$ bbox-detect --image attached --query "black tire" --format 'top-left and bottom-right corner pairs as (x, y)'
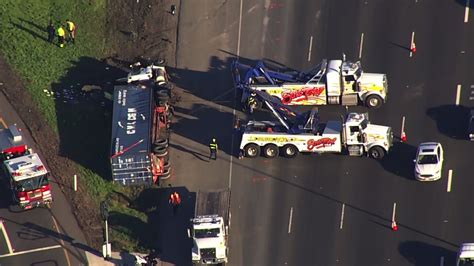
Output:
(263, 144), (279, 158)
(244, 144), (260, 158)
(368, 146), (385, 160)
(160, 168), (171, 180)
(156, 89), (169, 101)
(153, 146), (168, 157)
(164, 160), (171, 170)
(281, 144), (299, 158)
(154, 138), (169, 148)
(365, 94), (383, 109)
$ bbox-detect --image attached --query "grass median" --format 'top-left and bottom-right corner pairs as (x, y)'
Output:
(0, 0), (151, 252)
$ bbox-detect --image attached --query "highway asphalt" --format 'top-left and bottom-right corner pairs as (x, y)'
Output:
(173, 0), (474, 266)
(0, 91), (91, 265)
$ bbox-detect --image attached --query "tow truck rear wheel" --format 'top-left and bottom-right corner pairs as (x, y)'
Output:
(282, 144), (299, 158)
(365, 95), (383, 109)
(244, 144), (260, 158)
(368, 146), (385, 160)
(263, 144), (279, 158)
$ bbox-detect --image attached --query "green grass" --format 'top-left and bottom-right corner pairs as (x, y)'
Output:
(0, 0), (150, 252)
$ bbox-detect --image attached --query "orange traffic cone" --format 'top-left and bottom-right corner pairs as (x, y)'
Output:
(401, 131), (407, 143)
(411, 42), (417, 53)
(391, 220), (398, 231)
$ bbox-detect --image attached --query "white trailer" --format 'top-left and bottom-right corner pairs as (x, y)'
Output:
(189, 189), (230, 265)
(239, 91), (393, 160)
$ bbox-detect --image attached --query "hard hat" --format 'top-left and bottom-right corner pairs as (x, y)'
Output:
(212, 138), (216, 142)
(251, 92), (256, 96)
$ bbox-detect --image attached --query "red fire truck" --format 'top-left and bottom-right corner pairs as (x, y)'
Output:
(0, 125), (52, 209)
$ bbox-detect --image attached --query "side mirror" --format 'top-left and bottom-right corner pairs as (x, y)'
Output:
(187, 229), (191, 238)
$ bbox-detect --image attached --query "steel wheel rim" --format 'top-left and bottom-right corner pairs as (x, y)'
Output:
(369, 97), (379, 107)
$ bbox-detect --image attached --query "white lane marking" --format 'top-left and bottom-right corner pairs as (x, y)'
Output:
(288, 207), (293, 234)
(0, 220), (13, 254)
(0, 245), (62, 258)
(447, 170), (453, 192)
(307, 36), (313, 62)
(358, 33), (365, 59)
(392, 202), (397, 222)
(440, 256), (445, 266)
(456, 85), (461, 105)
(339, 203), (345, 229)
(465, 0), (470, 23)
(51, 216), (72, 266)
(409, 31), (415, 58)
(237, 0), (243, 56)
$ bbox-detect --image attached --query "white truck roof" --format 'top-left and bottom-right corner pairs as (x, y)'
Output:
(3, 153), (48, 181)
(459, 243), (474, 258)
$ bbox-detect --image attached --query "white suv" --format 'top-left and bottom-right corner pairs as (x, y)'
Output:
(414, 142), (444, 181)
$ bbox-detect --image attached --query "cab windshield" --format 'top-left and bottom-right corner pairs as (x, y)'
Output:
(194, 228), (220, 238)
(417, 154), (438, 164)
(16, 174), (49, 192)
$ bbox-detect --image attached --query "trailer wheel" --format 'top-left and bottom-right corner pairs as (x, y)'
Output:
(244, 144), (260, 158)
(164, 160), (171, 170)
(154, 138), (169, 148)
(282, 144), (299, 158)
(160, 168), (171, 180)
(365, 95), (383, 109)
(263, 144), (279, 158)
(368, 146), (385, 160)
(153, 146), (168, 157)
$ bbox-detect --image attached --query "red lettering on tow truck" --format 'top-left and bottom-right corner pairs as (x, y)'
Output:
(307, 138), (337, 150)
(281, 86), (325, 104)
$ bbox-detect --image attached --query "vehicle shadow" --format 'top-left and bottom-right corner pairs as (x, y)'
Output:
(427, 105), (469, 140)
(399, 240), (457, 266)
(379, 142), (418, 180)
(128, 186), (194, 266)
(51, 56), (126, 180)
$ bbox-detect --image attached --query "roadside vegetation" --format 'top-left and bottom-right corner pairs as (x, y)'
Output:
(0, 0), (151, 252)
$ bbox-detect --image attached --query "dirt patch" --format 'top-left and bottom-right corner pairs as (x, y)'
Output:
(0, 0), (178, 250)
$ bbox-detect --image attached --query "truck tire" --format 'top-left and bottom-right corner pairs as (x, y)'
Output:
(244, 144), (260, 158)
(160, 168), (171, 180)
(263, 144), (279, 158)
(368, 146), (385, 160)
(154, 138), (169, 148)
(156, 89), (169, 99)
(328, 96), (340, 105)
(281, 144), (299, 158)
(153, 146), (168, 157)
(365, 94), (383, 109)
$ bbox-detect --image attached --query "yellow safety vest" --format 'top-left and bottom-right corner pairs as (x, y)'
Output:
(210, 142), (218, 150)
(66, 21), (75, 32)
(57, 27), (65, 37)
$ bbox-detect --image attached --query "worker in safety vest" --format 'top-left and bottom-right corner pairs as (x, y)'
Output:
(57, 25), (66, 48)
(247, 92), (257, 114)
(65, 19), (76, 43)
(209, 138), (218, 160)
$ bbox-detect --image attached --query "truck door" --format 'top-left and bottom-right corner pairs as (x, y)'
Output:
(343, 75), (356, 94)
(346, 125), (362, 145)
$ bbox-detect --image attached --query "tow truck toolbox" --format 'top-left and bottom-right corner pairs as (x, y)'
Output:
(110, 85), (153, 185)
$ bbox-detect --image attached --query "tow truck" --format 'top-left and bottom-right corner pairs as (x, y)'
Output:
(188, 189), (230, 265)
(239, 91), (393, 159)
(110, 62), (173, 185)
(0, 125), (52, 209)
(232, 55), (388, 110)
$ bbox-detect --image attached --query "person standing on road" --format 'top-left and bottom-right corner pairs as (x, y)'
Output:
(169, 191), (181, 215)
(209, 138), (218, 160)
(47, 20), (55, 44)
(170, 5), (176, 15)
(57, 25), (66, 48)
(65, 19), (76, 44)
